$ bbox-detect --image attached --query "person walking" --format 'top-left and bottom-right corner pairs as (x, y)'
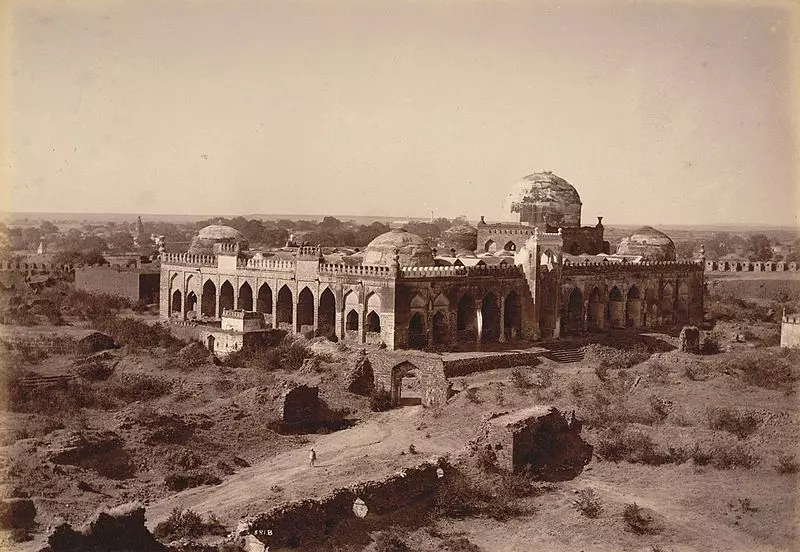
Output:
(309, 448), (317, 468)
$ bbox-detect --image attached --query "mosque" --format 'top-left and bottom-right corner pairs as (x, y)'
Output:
(160, 172), (705, 351)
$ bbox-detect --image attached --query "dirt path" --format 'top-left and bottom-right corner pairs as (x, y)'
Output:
(145, 404), (464, 529)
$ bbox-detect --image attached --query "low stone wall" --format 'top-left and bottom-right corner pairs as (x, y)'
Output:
(781, 316), (800, 349)
(443, 351), (541, 377)
(247, 459), (446, 549)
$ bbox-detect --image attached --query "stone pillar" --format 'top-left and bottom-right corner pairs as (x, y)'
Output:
(214, 279), (221, 319)
(312, 283), (319, 333)
(272, 280), (279, 329)
(475, 299), (483, 345)
(291, 283), (298, 334)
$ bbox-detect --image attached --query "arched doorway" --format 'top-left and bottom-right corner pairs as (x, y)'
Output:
(346, 309), (359, 331)
(565, 287), (583, 334)
(456, 294), (476, 342)
(677, 283), (689, 323)
(408, 312), (427, 349)
(186, 291), (197, 316)
(257, 283), (273, 325)
(219, 281), (234, 316)
(480, 293), (500, 342)
(390, 361), (421, 406)
(504, 291), (521, 340)
(276, 285), (293, 329)
(317, 288), (336, 336)
(661, 283), (674, 325)
(171, 289), (182, 315)
(587, 287), (603, 331)
(607, 286), (625, 329)
(206, 335), (215, 353)
(297, 287), (314, 333)
(201, 280), (216, 317)
(485, 240), (497, 253)
(238, 282), (253, 311)
(504, 241), (516, 252)
(432, 311), (448, 344)
(626, 285), (642, 328)
(366, 311), (381, 333)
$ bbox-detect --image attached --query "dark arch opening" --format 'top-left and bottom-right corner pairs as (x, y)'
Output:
(219, 281), (234, 316)
(480, 293), (500, 342)
(276, 285), (293, 329)
(504, 241), (516, 252)
(346, 309), (359, 331)
(607, 286), (624, 329)
(238, 282), (253, 311)
(318, 288), (336, 336)
(186, 291), (197, 315)
(257, 283), (273, 314)
(201, 280), (216, 317)
(408, 312), (427, 349)
(626, 285), (642, 328)
(504, 291), (521, 340)
(366, 311), (381, 333)
(171, 289), (182, 315)
(565, 287), (583, 335)
(297, 287), (314, 332)
(587, 287), (603, 331)
(456, 293), (476, 343)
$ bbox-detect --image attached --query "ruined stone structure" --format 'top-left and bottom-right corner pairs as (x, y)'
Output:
(75, 266), (160, 303)
(160, 171), (704, 351)
(781, 313), (800, 349)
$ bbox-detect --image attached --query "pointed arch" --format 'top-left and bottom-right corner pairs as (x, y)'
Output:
(504, 290), (521, 340)
(485, 239), (497, 253)
(219, 280), (234, 316)
(317, 287), (336, 335)
(433, 293), (449, 308)
(504, 241), (517, 252)
(346, 309), (359, 331)
(410, 293), (427, 310)
(366, 292), (381, 311)
(607, 285), (625, 328)
(201, 279), (216, 317)
(565, 287), (583, 335)
(408, 312), (427, 349)
(480, 292), (500, 342)
(456, 293), (476, 342)
(677, 282), (689, 323)
(186, 291), (197, 316)
(276, 285), (293, 328)
(297, 287), (314, 332)
(626, 284), (642, 328)
(432, 310), (448, 344)
(366, 310), (381, 333)
(257, 283), (273, 314)
(171, 289), (182, 315)
(238, 281), (253, 311)
(587, 286), (603, 331)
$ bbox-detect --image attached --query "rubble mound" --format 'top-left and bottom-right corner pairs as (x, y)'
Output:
(47, 430), (134, 479)
(345, 349), (375, 396)
(74, 332), (117, 356)
(176, 342), (210, 366)
(46, 503), (164, 552)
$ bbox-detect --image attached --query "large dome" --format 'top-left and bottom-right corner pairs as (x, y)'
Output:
(616, 226), (676, 261)
(502, 171), (582, 227)
(188, 224), (248, 255)
(362, 228), (435, 267)
(437, 224), (478, 255)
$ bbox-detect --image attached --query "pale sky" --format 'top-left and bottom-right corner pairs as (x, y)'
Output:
(3, 0), (799, 226)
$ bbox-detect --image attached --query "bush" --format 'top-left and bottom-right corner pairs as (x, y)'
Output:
(76, 361), (115, 381)
(648, 396), (672, 422)
(690, 443), (712, 466)
(369, 385), (392, 412)
(774, 454), (799, 474)
(94, 316), (183, 351)
(110, 373), (172, 402)
(510, 369), (532, 389)
(164, 471), (222, 492)
(439, 537), (483, 552)
(736, 351), (797, 392)
(154, 508), (204, 540)
(572, 488), (603, 518)
(569, 380), (585, 399)
(706, 407), (760, 439)
(465, 387), (481, 404)
(374, 529), (410, 552)
(710, 444), (759, 470)
(596, 430), (669, 465)
(623, 503), (657, 534)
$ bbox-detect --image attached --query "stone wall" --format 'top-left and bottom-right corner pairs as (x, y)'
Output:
(442, 351), (541, 377)
(367, 350), (449, 407)
(246, 459), (445, 549)
(705, 260), (799, 272)
(76, 267), (160, 303)
(781, 315), (800, 349)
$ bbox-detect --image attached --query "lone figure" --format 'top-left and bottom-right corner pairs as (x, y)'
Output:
(309, 448), (317, 468)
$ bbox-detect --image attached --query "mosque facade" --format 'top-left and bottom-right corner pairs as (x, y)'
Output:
(160, 172), (704, 350)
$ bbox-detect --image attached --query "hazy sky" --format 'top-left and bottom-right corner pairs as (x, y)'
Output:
(4, 0), (799, 226)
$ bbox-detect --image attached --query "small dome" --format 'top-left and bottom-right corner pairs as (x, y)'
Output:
(188, 224), (248, 255)
(503, 171), (582, 227)
(362, 228), (435, 267)
(437, 224), (478, 254)
(616, 226), (676, 261)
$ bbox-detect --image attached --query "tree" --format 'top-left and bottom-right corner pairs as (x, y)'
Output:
(748, 234), (773, 262)
(108, 231), (135, 252)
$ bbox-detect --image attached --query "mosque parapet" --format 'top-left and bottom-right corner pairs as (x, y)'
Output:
(318, 263), (392, 277)
(399, 265), (524, 279)
(162, 253), (217, 266)
(562, 259), (703, 274)
(238, 258), (295, 271)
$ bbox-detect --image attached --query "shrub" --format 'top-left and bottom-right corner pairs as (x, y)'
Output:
(569, 380), (585, 399)
(510, 369), (532, 389)
(494, 387), (505, 406)
(774, 454), (799, 474)
(374, 529), (410, 552)
(572, 488), (603, 518)
(164, 471), (222, 492)
(110, 373), (172, 402)
(690, 443), (712, 466)
(94, 316), (182, 351)
(76, 361), (115, 382)
(647, 361), (670, 384)
(369, 385), (392, 412)
(648, 396), (672, 422)
(700, 335), (722, 355)
(623, 503), (657, 534)
(499, 468), (538, 498)
(594, 364), (609, 382)
(596, 430), (669, 465)
(439, 536), (483, 552)
(706, 407), (760, 439)
(710, 444), (759, 470)
(153, 508), (205, 541)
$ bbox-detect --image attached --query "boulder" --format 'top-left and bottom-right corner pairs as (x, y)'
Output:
(0, 498), (36, 529)
(74, 331), (117, 355)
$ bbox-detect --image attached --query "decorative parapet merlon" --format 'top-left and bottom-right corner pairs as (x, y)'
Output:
(465, 265), (525, 278)
(237, 258), (295, 271)
(562, 259), (704, 274)
(319, 263), (392, 277)
(399, 265), (524, 279)
(704, 260), (798, 272)
(783, 315), (800, 324)
(161, 253), (217, 266)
